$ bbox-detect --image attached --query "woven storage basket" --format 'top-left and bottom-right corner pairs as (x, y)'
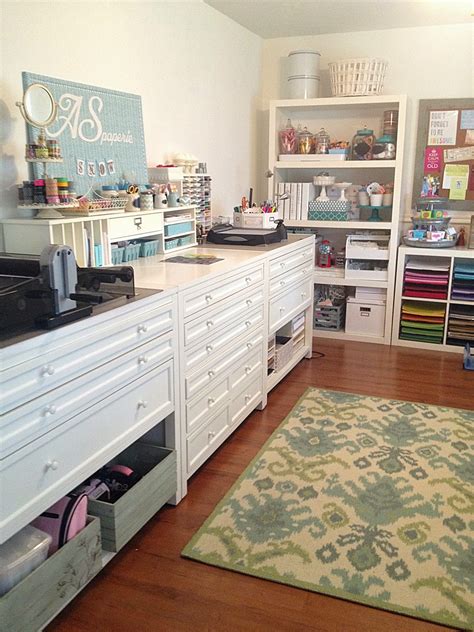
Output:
(329, 58), (387, 96)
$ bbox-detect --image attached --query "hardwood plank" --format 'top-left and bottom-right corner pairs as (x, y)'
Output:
(47, 341), (472, 632)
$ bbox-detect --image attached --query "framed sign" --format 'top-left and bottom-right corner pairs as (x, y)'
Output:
(412, 98), (474, 211)
(22, 72), (148, 195)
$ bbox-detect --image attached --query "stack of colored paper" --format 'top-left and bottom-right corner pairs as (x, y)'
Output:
(400, 301), (446, 344)
(451, 262), (474, 302)
(447, 306), (474, 345)
(403, 259), (450, 300)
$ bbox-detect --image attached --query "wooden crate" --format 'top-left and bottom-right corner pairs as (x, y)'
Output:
(88, 443), (177, 552)
(0, 517), (101, 632)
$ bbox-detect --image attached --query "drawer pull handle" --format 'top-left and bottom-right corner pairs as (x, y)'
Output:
(246, 299), (253, 306)
(206, 320), (214, 328)
(137, 324), (148, 334)
(138, 355), (149, 365)
(245, 277), (252, 284)
(208, 370), (215, 378)
(245, 320), (251, 327)
(41, 365), (55, 377)
(45, 459), (59, 471)
(208, 397), (215, 406)
(247, 342), (253, 349)
(205, 294), (213, 302)
(206, 344), (213, 353)
(245, 366), (252, 374)
(301, 292), (307, 299)
(43, 404), (57, 416)
(137, 400), (148, 409)
(245, 394), (252, 402)
(208, 431), (216, 440)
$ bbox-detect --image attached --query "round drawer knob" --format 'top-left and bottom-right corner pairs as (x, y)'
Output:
(246, 299), (253, 306)
(280, 280), (286, 286)
(280, 262), (286, 267)
(208, 397), (215, 406)
(247, 342), (253, 349)
(137, 324), (148, 334)
(206, 320), (214, 328)
(245, 320), (251, 327)
(301, 292), (307, 299)
(41, 365), (55, 377)
(208, 370), (215, 378)
(138, 355), (149, 365)
(43, 404), (57, 416)
(245, 277), (251, 284)
(208, 431), (216, 440)
(205, 294), (213, 302)
(245, 366), (252, 374)
(137, 400), (148, 409)
(45, 459), (59, 471)
(280, 306), (286, 312)
(206, 344), (213, 352)
(245, 394), (251, 402)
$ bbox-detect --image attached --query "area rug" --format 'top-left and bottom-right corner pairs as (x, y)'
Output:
(182, 388), (474, 629)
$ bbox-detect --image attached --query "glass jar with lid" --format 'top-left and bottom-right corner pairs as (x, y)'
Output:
(372, 135), (396, 160)
(351, 126), (375, 160)
(314, 127), (330, 154)
(297, 126), (314, 154)
(278, 118), (297, 155)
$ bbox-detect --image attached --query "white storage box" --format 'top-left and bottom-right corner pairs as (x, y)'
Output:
(0, 526), (51, 596)
(346, 297), (386, 337)
(233, 211), (280, 229)
(148, 167), (183, 183)
(345, 259), (388, 281)
(346, 234), (390, 260)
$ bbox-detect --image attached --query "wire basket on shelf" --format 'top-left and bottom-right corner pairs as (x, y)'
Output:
(328, 58), (387, 97)
(60, 189), (128, 215)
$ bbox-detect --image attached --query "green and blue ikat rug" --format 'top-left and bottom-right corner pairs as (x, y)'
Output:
(182, 388), (474, 629)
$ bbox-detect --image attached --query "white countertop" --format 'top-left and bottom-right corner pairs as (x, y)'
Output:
(130, 235), (314, 292)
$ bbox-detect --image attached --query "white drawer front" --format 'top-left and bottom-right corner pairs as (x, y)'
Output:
(184, 287), (264, 348)
(230, 346), (263, 391)
(0, 361), (174, 542)
(187, 406), (230, 476)
(108, 213), (163, 240)
(269, 261), (313, 298)
(2, 301), (173, 412)
(1, 334), (173, 459)
(230, 376), (263, 427)
(182, 265), (264, 318)
(269, 278), (313, 333)
(184, 307), (264, 373)
(186, 374), (231, 435)
(185, 331), (264, 399)
(269, 244), (314, 279)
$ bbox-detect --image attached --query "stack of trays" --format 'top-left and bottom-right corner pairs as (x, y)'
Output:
(403, 259), (450, 300)
(447, 306), (474, 345)
(451, 262), (474, 302)
(400, 301), (445, 344)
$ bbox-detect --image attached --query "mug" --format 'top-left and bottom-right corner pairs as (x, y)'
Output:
(167, 192), (179, 207)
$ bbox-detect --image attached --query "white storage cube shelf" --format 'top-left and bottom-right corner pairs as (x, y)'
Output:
(345, 234), (390, 260)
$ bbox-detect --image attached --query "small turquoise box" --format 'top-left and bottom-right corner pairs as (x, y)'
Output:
(308, 200), (350, 221)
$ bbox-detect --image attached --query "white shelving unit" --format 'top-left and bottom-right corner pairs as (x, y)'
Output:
(161, 205), (197, 254)
(392, 245), (474, 353)
(2, 205), (197, 266)
(182, 174), (211, 232)
(268, 95), (407, 345)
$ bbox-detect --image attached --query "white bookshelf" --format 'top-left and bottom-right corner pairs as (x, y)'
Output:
(268, 95), (407, 345)
(392, 245), (474, 353)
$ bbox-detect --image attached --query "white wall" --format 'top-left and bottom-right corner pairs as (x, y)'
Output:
(259, 23), (473, 214)
(0, 0), (262, 245)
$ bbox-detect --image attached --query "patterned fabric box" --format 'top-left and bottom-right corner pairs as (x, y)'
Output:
(308, 200), (350, 221)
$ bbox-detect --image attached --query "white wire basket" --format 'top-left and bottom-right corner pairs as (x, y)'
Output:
(60, 189), (128, 215)
(328, 58), (387, 97)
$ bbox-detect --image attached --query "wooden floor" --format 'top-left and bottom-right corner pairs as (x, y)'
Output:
(48, 340), (473, 632)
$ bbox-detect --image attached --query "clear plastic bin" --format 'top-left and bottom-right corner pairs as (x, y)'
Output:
(0, 526), (51, 596)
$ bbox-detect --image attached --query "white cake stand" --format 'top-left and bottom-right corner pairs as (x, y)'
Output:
(314, 175), (336, 201)
(333, 182), (352, 202)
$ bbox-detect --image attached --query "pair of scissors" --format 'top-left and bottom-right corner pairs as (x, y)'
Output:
(127, 185), (139, 194)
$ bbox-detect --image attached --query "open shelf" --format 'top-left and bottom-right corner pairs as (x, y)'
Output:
(313, 328), (386, 344)
(286, 220), (393, 230)
(314, 272), (388, 288)
(267, 344), (310, 392)
(276, 160), (397, 170)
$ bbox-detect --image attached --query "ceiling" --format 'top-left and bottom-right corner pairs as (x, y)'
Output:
(204, 0), (473, 39)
